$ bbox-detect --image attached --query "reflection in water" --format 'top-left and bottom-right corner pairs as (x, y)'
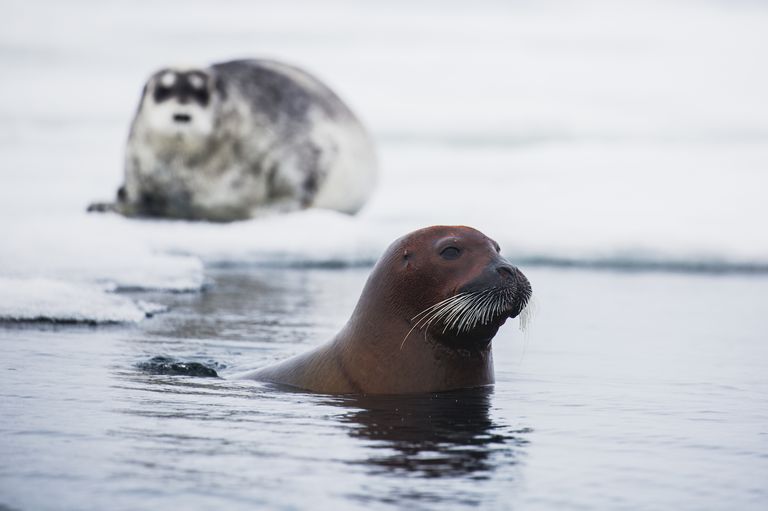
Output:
(112, 367), (531, 509)
(329, 387), (529, 479)
(322, 387), (530, 507)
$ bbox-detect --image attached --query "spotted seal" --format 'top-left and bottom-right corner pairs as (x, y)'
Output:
(89, 59), (377, 221)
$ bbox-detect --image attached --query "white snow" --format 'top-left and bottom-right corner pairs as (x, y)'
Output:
(0, 278), (165, 324)
(1, 216), (205, 291)
(1, 0), (767, 322)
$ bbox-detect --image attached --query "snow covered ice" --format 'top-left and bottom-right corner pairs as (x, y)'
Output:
(0, 277), (165, 323)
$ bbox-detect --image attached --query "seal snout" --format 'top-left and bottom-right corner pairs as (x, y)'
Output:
(496, 263), (516, 280)
(507, 274), (532, 320)
(499, 262), (532, 319)
(486, 262), (532, 320)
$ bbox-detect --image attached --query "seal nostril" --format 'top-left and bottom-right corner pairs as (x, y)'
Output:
(173, 113), (192, 123)
(497, 265), (516, 279)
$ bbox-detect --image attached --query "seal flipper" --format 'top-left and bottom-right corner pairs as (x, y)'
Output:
(86, 201), (118, 213)
(86, 186), (128, 214)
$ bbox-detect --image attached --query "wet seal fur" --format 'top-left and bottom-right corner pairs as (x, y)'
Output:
(89, 59), (377, 221)
(241, 226), (532, 394)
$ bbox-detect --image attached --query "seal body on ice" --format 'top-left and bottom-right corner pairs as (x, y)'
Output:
(89, 59), (377, 221)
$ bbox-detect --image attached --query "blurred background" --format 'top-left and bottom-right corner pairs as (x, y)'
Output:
(1, 1), (767, 510)
(2, 1), (767, 303)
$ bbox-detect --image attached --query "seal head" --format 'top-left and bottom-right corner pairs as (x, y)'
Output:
(242, 225), (531, 394)
(394, 225), (531, 351)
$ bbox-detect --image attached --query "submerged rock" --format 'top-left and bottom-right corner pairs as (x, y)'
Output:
(136, 356), (219, 378)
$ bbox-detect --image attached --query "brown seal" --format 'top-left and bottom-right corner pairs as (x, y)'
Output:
(241, 225), (532, 394)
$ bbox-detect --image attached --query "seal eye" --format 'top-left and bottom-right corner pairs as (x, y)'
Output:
(440, 246), (461, 260)
(154, 85), (172, 103)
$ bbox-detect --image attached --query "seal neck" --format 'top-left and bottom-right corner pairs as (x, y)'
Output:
(338, 306), (495, 394)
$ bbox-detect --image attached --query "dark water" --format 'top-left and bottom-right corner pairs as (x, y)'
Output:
(1, 267), (767, 510)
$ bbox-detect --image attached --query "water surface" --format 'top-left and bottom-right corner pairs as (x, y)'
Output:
(2, 267), (767, 510)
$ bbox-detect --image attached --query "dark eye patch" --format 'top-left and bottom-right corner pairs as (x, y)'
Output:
(440, 246), (461, 260)
(190, 87), (210, 106)
(151, 71), (210, 106)
(153, 85), (173, 103)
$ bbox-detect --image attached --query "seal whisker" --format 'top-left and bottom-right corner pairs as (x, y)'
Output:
(427, 292), (471, 334)
(411, 293), (467, 322)
(445, 291), (485, 333)
(401, 292), (473, 349)
(447, 290), (484, 333)
(460, 292), (488, 332)
(402, 275), (532, 345)
(462, 288), (493, 331)
(479, 290), (497, 326)
(418, 295), (472, 341)
(459, 289), (492, 332)
(518, 294), (536, 333)
(414, 298), (464, 333)
(431, 296), (470, 325)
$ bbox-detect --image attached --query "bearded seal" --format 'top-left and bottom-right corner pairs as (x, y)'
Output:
(88, 59), (377, 221)
(241, 226), (532, 394)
